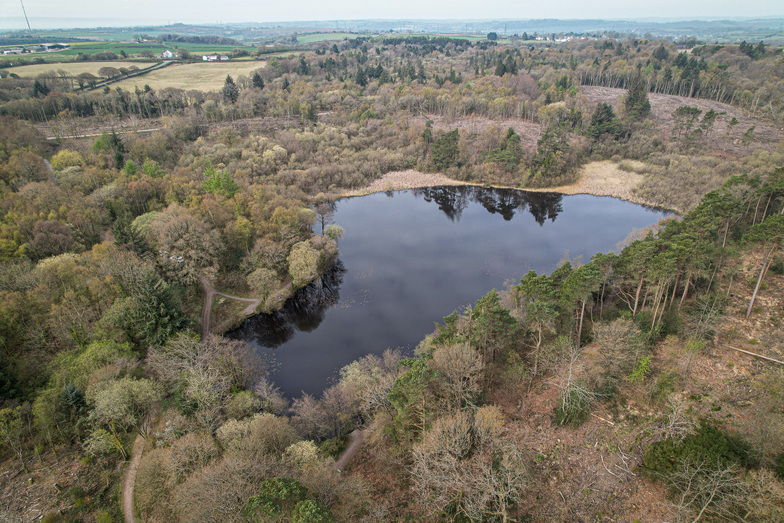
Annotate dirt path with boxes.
[334,429,367,471]
[200,276,297,338]
[122,433,144,523]
[201,277,261,338]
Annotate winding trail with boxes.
[200,277,294,339]
[334,429,367,472]
[122,429,147,523]
[200,277,262,339]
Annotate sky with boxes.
[4,0,784,29]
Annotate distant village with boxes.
[1,43,70,55]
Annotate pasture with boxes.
[6,61,151,77]
[297,32,358,43]
[110,61,266,91]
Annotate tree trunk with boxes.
[651,284,663,332]
[670,269,681,307]
[632,276,643,316]
[679,271,692,311]
[752,194,762,225]
[577,300,586,345]
[532,325,543,376]
[747,247,775,318]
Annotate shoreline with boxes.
[333,162,682,214]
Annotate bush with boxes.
[50,149,85,171]
[319,436,347,459]
[643,421,751,476]
[553,384,593,427]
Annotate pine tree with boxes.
[222,74,239,104]
[589,102,623,138]
[625,71,651,120]
[252,72,265,90]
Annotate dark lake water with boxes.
[229,186,670,398]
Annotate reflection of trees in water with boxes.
[413,186,563,225]
[525,192,563,225]
[417,186,470,222]
[228,261,346,348]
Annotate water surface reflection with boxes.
[229,186,670,397]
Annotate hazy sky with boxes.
[7,0,784,27]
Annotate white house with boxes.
[203,54,218,61]
[162,50,174,59]
[220,55,229,61]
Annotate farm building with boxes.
[203,54,219,61]
[162,50,174,58]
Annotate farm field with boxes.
[110,60,266,91]
[297,32,360,43]
[170,42,251,53]
[7,61,152,77]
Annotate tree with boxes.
[0,406,29,472]
[430,343,483,410]
[26,220,75,261]
[355,67,368,87]
[421,120,433,154]
[561,262,602,343]
[288,241,320,289]
[222,74,239,104]
[745,214,784,317]
[108,265,188,347]
[89,377,160,436]
[588,102,623,139]
[32,79,50,98]
[431,129,460,171]
[252,72,265,90]
[147,205,225,285]
[50,149,85,171]
[516,271,558,376]
[76,72,98,89]
[244,477,333,523]
[485,128,523,171]
[470,289,518,364]
[149,334,261,429]
[248,268,278,299]
[625,71,651,120]
[530,124,569,182]
[594,318,646,383]
[202,163,239,197]
[487,32,498,41]
[652,44,669,61]
[672,106,702,139]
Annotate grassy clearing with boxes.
[297,32,357,43]
[7,61,152,77]
[56,42,165,56]
[111,61,266,91]
[171,43,251,53]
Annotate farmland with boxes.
[7,61,152,77]
[296,32,362,43]
[110,60,266,91]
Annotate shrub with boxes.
[643,421,751,477]
[50,149,85,171]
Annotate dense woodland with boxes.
[0,33,784,522]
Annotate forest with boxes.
[0,32,784,522]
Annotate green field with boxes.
[297,32,359,44]
[55,41,168,56]
[0,40,257,67]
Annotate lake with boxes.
[229,186,671,398]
